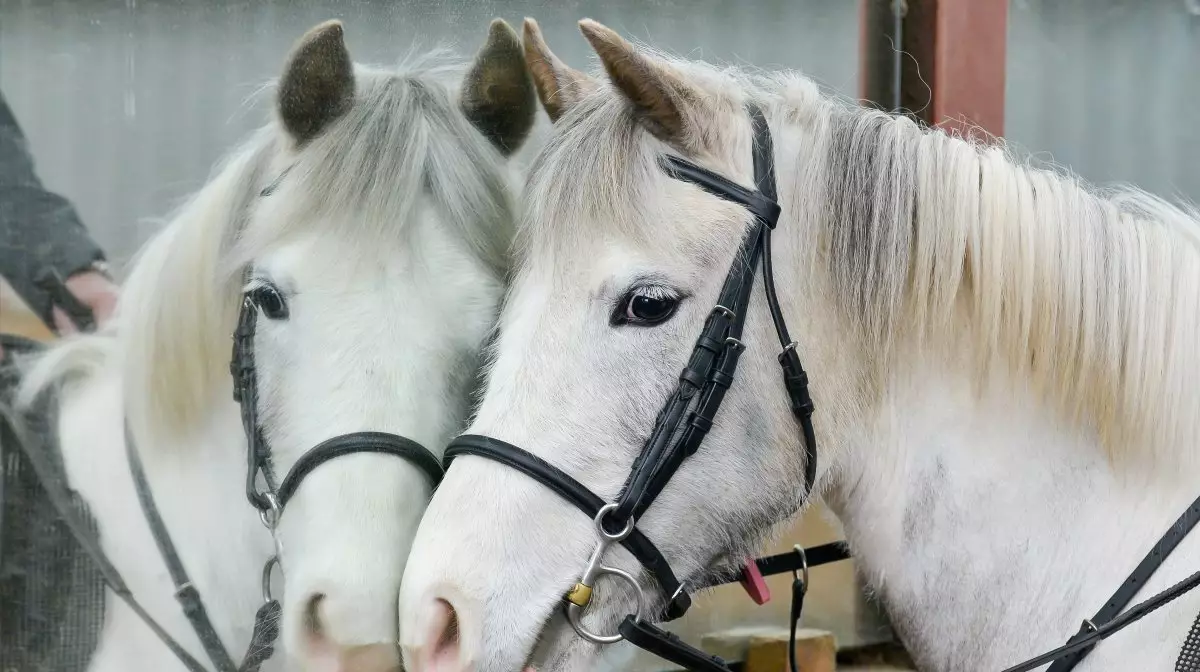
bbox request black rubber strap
[1003,568,1200,672]
[127,422,239,672]
[277,432,443,511]
[1043,493,1200,672]
[444,435,692,620]
[619,616,732,672]
[696,542,853,592]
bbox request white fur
[398,34,1200,672]
[17,50,527,672]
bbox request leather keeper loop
[688,412,713,434]
[679,368,706,389]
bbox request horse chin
[523,610,600,672]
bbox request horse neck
[765,105,1200,668]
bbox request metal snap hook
[258,492,282,530]
[261,555,280,603]
[791,544,809,589]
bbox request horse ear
[578,19,697,148]
[460,19,538,156]
[277,20,355,146]
[522,18,594,123]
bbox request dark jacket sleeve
[0,89,107,325]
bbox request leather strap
[127,421,239,672]
[1003,567,1200,672]
[695,542,853,591]
[0,401,213,672]
[277,432,443,511]
[610,223,763,529]
[443,435,692,620]
[618,616,731,672]
[1034,492,1200,672]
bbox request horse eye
[252,285,289,320]
[618,288,680,326]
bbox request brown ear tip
[522,17,542,38]
[487,17,518,41]
[577,18,604,36]
[293,19,346,53]
[577,18,620,49]
[312,19,344,37]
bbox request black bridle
[230,286,445,520]
[444,105,821,672]
[442,105,1200,672]
[4,175,446,672]
[113,280,447,672]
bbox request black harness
[4,173,445,671]
[443,105,1200,672]
[445,105,822,672]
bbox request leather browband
[659,156,781,228]
[277,432,444,511]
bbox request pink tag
[739,559,771,605]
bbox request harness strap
[0,402,212,672]
[694,542,853,592]
[1002,567,1200,672]
[1034,492,1200,672]
[610,222,764,530]
[126,422,239,672]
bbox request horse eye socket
[252,285,289,320]
[615,287,680,326]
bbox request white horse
[17,17,536,672]
[397,17,1200,672]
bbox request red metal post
[859,0,1008,140]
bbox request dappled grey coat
[0,90,106,327]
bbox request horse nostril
[306,593,327,637]
[426,597,463,672]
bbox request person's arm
[0,89,115,332]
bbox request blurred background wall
[2,1,1197,270]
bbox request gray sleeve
[0,89,107,325]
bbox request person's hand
[52,269,120,334]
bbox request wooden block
[700,627,782,663]
[743,629,836,672]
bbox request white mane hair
[21,51,517,440]
[518,46,1200,473]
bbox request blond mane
[524,49,1200,464]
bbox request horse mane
[524,47,1200,463]
[21,51,518,442]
